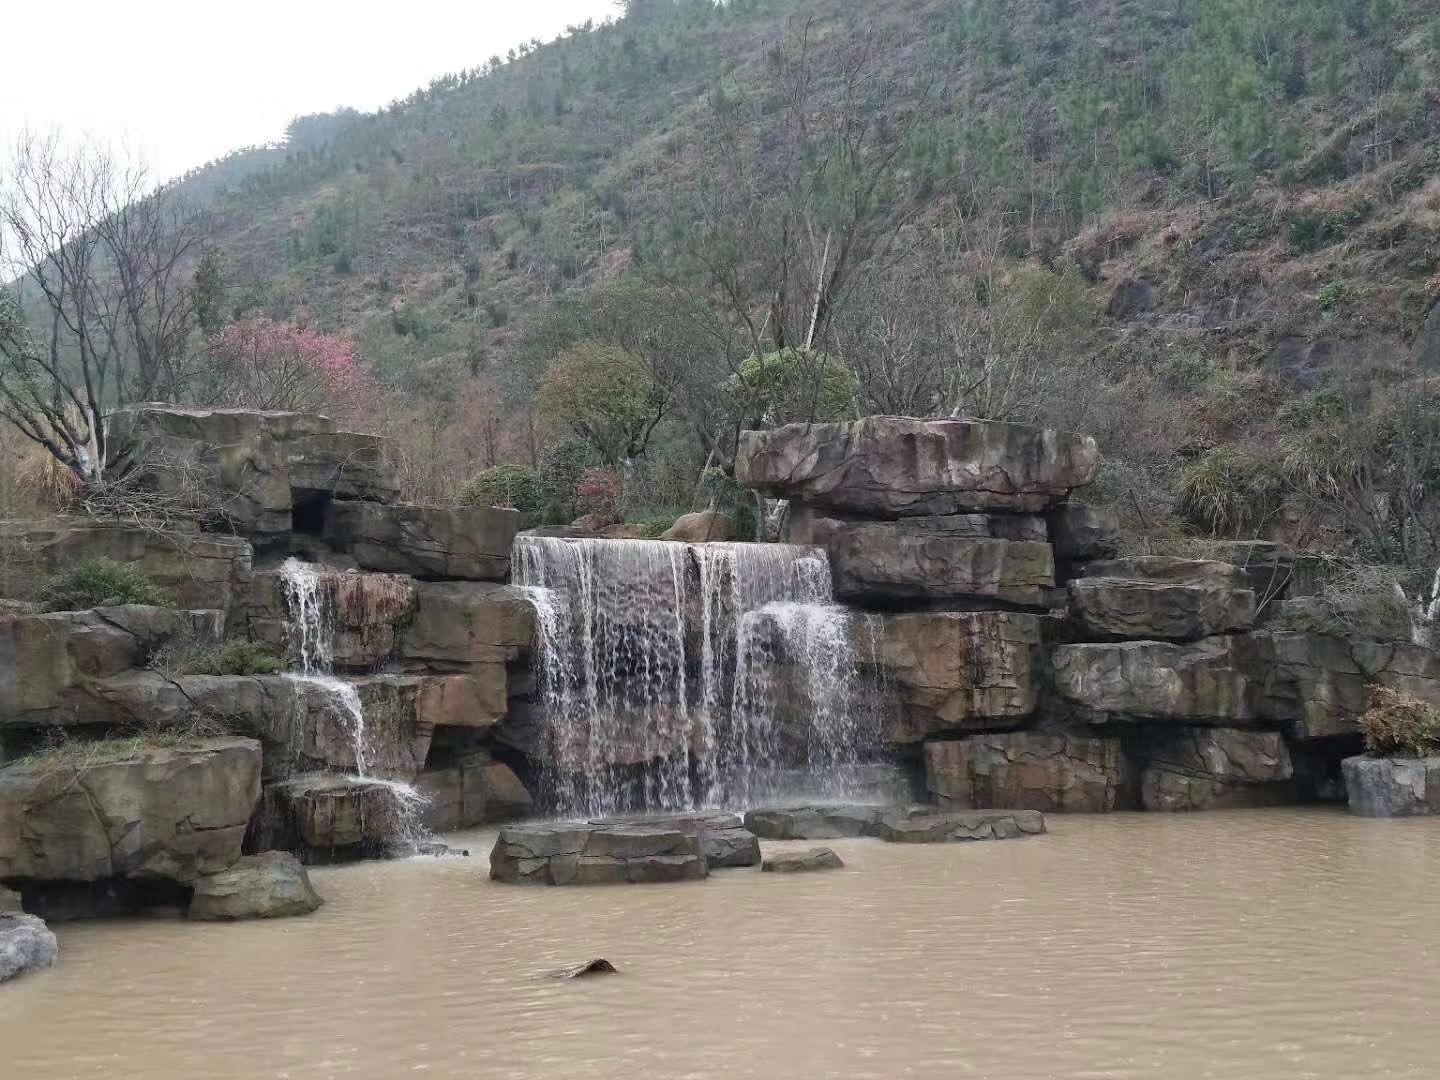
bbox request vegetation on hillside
[6,0,1440,571]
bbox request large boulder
[0,606,223,728]
[323,500,520,581]
[0,737,261,883]
[1259,633,1440,740]
[590,812,760,869]
[788,511,1053,605]
[1342,755,1440,817]
[1140,767,1299,812]
[736,416,1100,516]
[188,851,323,920]
[762,847,844,873]
[106,406,396,544]
[1051,637,1266,725]
[85,671,443,783]
[489,824,708,885]
[403,581,535,667]
[0,914,57,983]
[661,511,736,542]
[871,612,1041,740]
[0,520,253,614]
[1079,556,1250,591]
[247,774,425,863]
[1068,578,1256,641]
[925,733,1132,813]
[869,808,1046,842]
[1141,727,1293,783]
[742,804,887,840]
[416,755,533,831]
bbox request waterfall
[278,558,429,849]
[515,536,884,816]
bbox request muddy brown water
[3,809,1439,1079]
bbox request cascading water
[515,536,885,817]
[278,558,429,850]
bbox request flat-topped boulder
[0,520,253,613]
[1051,637,1266,725]
[1078,556,1251,591]
[762,848,844,873]
[0,737,261,883]
[1140,768,1298,812]
[0,914,57,983]
[106,405,397,542]
[0,605,223,728]
[871,611,1041,740]
[489,823,707,885]
[1068,578,1255,641]
[323,500,520,582]
[925,733,1132,813]
[1261,632,1440,740]
[188,851,323,920]
[248,774,426,863]
[790,512,1053,606]
[589,811,760,868]
[1342,755,1440,817]
[870,808,1046,842]
[403,580,535,667]
[743,803,889,840]
[736,416,1100,516]
[1141,727,1293,783]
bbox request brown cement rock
[1051,637,1265,725]
[870,612,1041,740]
[0,737,262,883]
[789,511,1053,605]
[323,500,520,581]
[188,851,323,920]
[661,511,736,542]
[1140,768,1299,812]
[403,581,535,667]
[924,733,1132,813]
[1068,578,1255,641]
[736,416,1100,516]
[489,824,708,885]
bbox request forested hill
[183,0,1440,561]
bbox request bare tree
[0,133,201,483]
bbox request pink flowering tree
[205,318,371,414]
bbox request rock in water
[762,847,845,873]
[188,852,323,920]
[551,958,619,979]
[0,914,58,983]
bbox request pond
[3,809,1438,1079]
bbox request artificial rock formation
[762,848,845,873]
[1051,637,1265,725]
[0,914,58,983]
[489,823,709,885]
[1342,755,1440,817]
[924,734,1131,813]
[188,851,323,920]
[0,738,262,884]
[738,416,1100,516]
[870,808,1046,842]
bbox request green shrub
[1361,686,1440,757]
[461,465,544,514]
[536,440,601,525]
[149,638,287,678]
[1175,447,1288,537]
[40,558,167,611]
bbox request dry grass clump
[1360,686,1440,758]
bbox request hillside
[77,0,1440,562]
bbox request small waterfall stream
[279,558,429,850]
[515,536,884,816]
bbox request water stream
[278,558,428,847]
[514,537,884,816]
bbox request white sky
[3,0,618,184]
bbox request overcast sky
[3,0,617,184]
